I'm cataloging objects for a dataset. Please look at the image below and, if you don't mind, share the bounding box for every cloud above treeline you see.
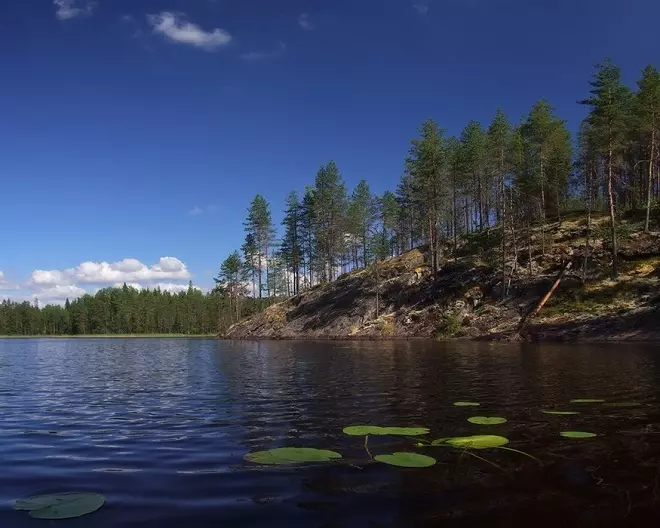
[0,257,200,306]
[30,257,191,286]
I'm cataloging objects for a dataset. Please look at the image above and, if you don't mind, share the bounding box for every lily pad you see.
[14,492,105,520]
[443,435,510,449]
[453,401,480,407]
[560,431,597,439]
[467,416,507,425]
[244,447,342,465]
[570,399,605,404]
[375,452,437,468]
[342,426,429,436]
[542,410,580,415]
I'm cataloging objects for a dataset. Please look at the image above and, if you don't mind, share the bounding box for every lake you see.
[1,339,660,526]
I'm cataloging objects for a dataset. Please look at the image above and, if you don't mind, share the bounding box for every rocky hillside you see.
[224,214,660,342]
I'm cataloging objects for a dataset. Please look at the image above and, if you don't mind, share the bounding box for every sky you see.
[2,0,660,305]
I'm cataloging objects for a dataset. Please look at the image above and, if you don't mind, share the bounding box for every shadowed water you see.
[1,338,660,526]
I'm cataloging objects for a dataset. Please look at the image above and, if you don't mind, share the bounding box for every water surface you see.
[1,338,660,526]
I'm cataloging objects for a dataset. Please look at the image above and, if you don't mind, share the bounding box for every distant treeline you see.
[0,283,266,336]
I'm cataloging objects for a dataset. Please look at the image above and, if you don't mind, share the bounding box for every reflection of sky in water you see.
[0,339,658,526]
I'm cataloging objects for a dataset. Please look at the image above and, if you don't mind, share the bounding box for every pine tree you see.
[241,234,258,298]
[406,119,448,274]
[580,58,633,278]
[634,65,660,232]
[459,121,489,230]
[281,191,302,295]
[244,195,275,298]
[300,187,317,288]
[520,100,572,252]
[347,180,377,268]
[379,191,399,256]
[487,109,512,296]
[215,250,247,322]
[312,161,348,281]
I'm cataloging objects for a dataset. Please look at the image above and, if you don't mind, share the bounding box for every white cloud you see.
[31,257,191,286]
[413,2,429,14]
[147,12,231,51]
[298,13,314,31]
[241,41,286,61]
[54,0,95,20]
[36,285,87,303]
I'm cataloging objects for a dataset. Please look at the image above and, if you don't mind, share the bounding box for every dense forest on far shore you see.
[2,58,659,337]
[0,283,270,336]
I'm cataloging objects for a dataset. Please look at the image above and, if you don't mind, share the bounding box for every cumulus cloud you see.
[36,285,88,303]
[241,41,286,61]
[31,257,191,287]
[54,0,96,20]
[298,13,314,31]
[147,12,231,51]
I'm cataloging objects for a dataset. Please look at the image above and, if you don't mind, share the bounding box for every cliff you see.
[224,214,660,342]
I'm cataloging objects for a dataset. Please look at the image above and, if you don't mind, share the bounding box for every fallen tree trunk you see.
[516,259,573,335]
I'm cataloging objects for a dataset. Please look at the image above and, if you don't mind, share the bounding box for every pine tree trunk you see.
[477,173,484,230]
[583,163,592,284]
[500,152,506,300]
[428,216,436,275]
[540,157,546,256]
[645,130,655,233]
[608,146,619,278]
[452,178,457,257]
[257,254,263,299]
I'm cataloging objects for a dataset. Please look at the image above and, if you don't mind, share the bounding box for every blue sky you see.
[2,0,660,304]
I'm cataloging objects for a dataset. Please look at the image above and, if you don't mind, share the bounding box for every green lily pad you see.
[342,426,429,436]
[244,447,342,465]
[443,435,510,449]
[374,452,437,468]
[453,401,480,407]
[604,402,642,408]
[542,410,580,415]
[570,399,605,403]
[560,431,597,439]
[467,416,507,425]
[14,492,105,520]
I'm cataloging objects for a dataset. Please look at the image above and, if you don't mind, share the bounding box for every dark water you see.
[2,339,660,526]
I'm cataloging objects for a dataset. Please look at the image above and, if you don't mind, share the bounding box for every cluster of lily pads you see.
[243,398,624,469]
[12,398,631,520]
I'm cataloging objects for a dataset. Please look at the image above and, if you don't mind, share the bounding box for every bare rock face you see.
[616,232,660,259]
[224,227,660,342]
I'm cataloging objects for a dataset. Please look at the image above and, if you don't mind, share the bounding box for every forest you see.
[2,58,659,336]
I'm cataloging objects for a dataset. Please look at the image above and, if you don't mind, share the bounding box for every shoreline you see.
[0,334,216,339]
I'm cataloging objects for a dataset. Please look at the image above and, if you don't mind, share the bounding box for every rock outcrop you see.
[224,216,660,342]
